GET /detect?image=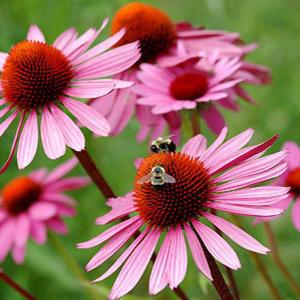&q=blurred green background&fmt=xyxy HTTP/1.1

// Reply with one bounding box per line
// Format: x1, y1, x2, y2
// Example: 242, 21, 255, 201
0, 0, 299, 299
